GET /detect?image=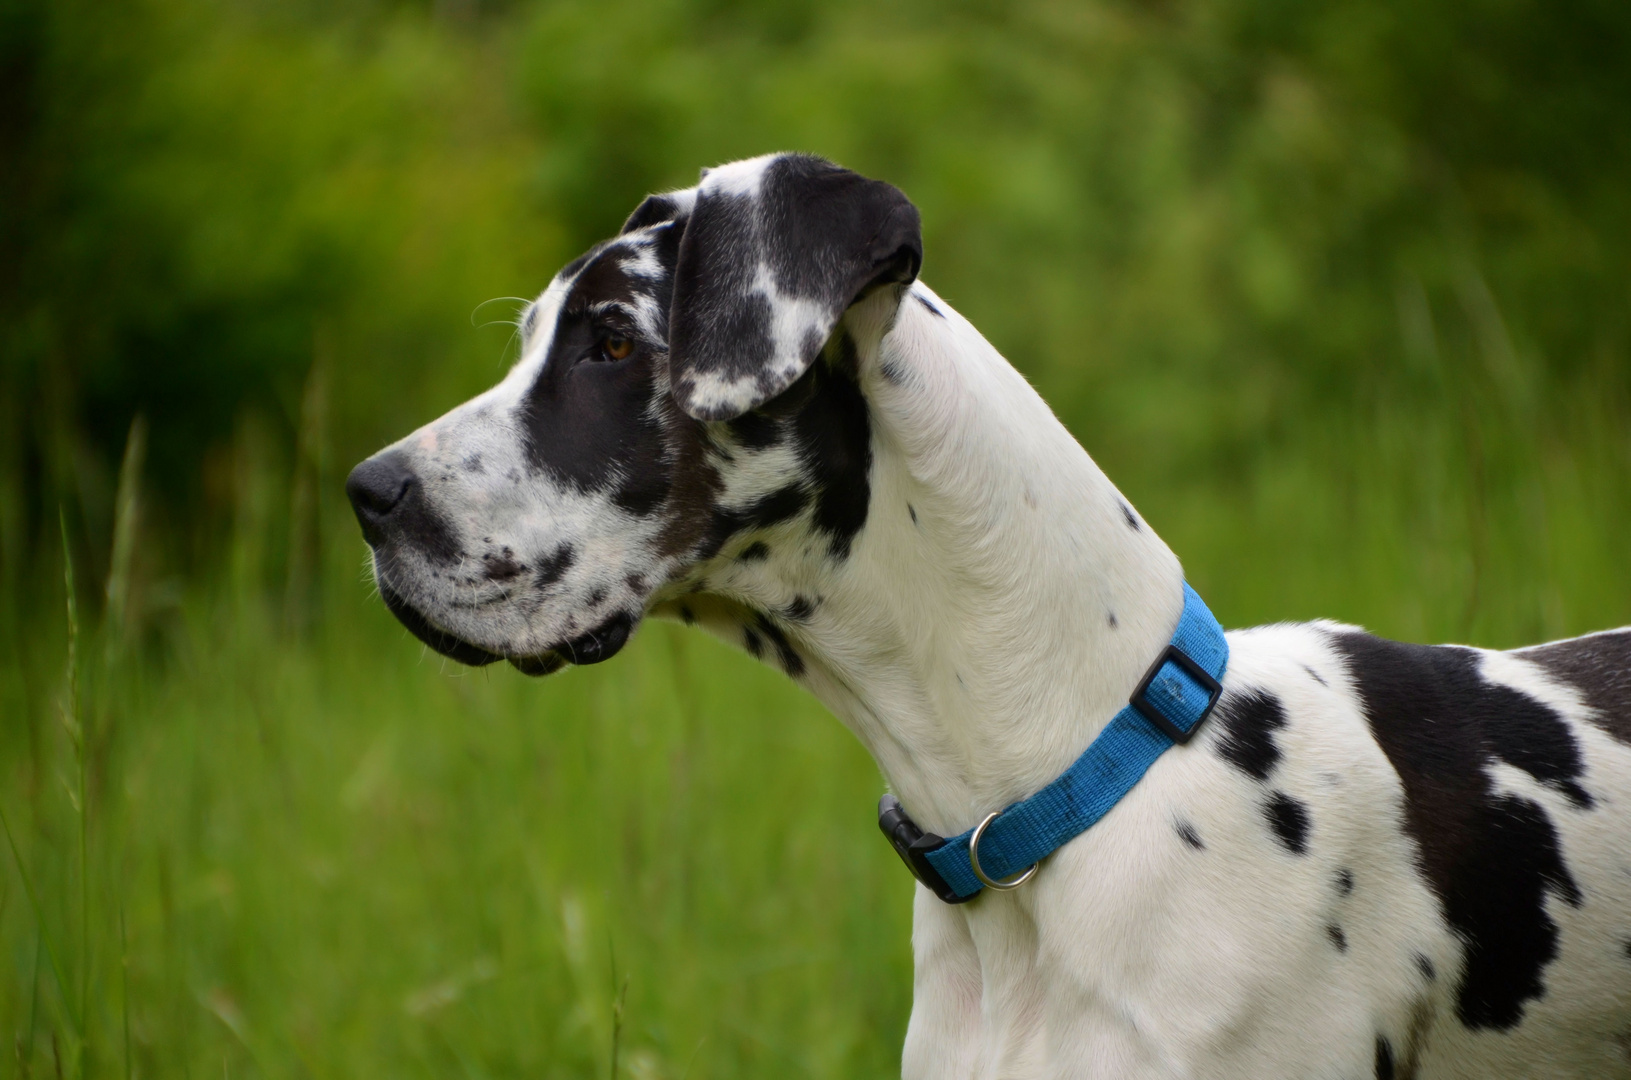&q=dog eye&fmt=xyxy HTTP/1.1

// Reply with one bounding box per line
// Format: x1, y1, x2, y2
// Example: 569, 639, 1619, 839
600, 335, 634, 361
